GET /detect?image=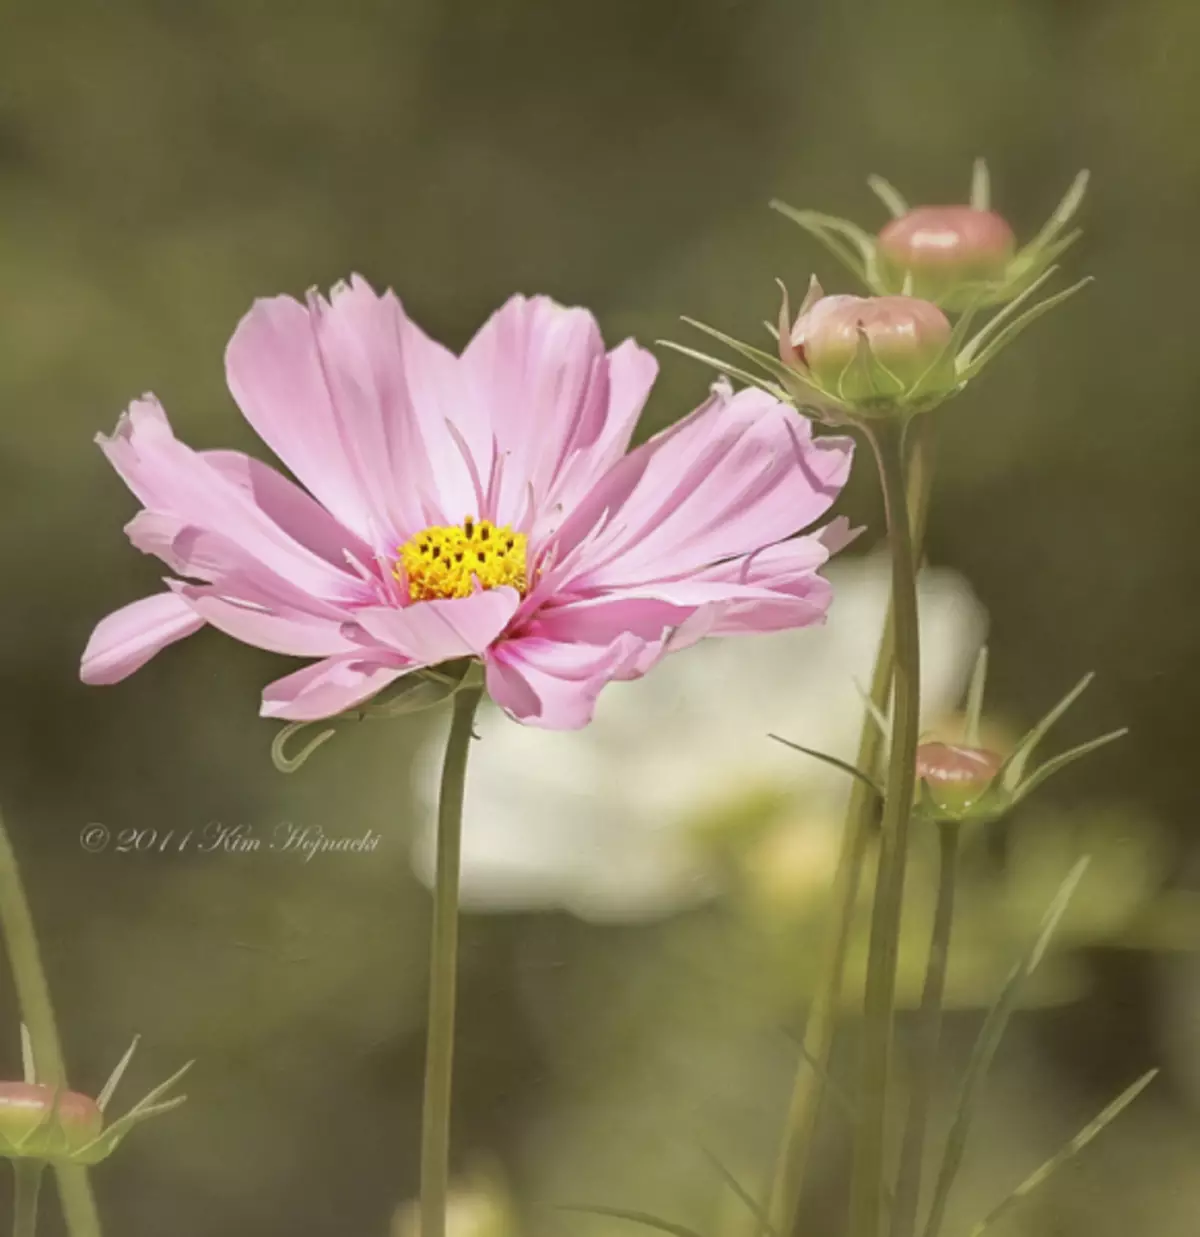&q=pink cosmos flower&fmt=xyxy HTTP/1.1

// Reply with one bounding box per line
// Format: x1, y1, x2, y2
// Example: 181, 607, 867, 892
81, 278, 855, 729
